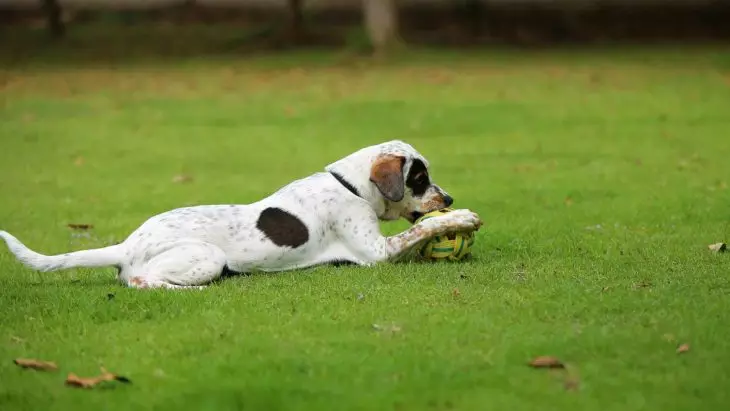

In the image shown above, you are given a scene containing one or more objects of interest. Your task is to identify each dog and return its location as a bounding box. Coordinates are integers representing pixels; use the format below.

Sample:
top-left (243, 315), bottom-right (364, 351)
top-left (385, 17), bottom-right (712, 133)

top-left (0, 140), bottom-right (482, 289)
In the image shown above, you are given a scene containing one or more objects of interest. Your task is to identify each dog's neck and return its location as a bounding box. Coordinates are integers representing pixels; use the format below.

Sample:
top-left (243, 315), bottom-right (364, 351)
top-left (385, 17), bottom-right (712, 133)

top-left (325, 150), bottom-right (387, 217)
top-left (329, 171), bottom-right (361, 198)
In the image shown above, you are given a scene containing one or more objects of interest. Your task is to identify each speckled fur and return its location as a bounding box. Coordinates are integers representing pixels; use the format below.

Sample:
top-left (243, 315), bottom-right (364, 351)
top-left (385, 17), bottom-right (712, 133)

top-left (0, 140), bottom-right (482, 289)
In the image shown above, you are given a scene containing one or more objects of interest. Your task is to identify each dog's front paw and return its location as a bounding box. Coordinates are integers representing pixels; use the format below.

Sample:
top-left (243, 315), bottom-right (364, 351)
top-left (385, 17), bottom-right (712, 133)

top-left (419, 209), bottom-right (482, 234)
top-left (446, 209), bottom-right (483, 232)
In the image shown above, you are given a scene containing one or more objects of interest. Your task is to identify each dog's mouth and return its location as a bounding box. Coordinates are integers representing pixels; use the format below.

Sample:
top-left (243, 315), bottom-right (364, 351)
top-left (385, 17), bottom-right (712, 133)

top-left (407, 211), bottom-right (424, 224)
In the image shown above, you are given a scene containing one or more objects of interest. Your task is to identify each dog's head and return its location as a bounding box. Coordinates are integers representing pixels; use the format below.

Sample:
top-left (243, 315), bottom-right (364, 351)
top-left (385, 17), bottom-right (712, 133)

top-left (326, 140), bottom-right (453, 222)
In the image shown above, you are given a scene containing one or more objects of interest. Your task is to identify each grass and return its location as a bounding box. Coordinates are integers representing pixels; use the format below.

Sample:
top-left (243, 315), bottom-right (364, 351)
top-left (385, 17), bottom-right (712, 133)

top-left (2, 26), bottom-right (730, 410)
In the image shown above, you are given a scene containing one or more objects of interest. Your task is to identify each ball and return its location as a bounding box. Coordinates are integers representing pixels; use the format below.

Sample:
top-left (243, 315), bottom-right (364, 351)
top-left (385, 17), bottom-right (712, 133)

top-left (414, 208), bottom-right (475, 261)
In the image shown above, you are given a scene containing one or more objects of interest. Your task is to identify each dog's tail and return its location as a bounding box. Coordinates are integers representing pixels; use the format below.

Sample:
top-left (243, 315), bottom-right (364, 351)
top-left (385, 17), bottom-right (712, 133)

top-left (0, 230), bottom-right (125, 272)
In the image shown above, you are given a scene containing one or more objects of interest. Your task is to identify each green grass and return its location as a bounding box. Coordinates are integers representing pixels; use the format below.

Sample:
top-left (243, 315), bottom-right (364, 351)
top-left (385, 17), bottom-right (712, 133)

top-left (2, 29), bottom-right (730, 410)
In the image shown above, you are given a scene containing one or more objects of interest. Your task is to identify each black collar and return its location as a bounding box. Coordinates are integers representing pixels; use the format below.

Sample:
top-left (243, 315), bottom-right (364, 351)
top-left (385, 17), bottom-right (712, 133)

top-left (330, 172), bottom-right (361, 198)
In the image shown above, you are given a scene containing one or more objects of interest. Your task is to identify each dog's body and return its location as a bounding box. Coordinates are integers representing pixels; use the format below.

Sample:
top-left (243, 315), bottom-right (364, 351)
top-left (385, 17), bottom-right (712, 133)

top-left (1, 141), bottom-right (482, 289)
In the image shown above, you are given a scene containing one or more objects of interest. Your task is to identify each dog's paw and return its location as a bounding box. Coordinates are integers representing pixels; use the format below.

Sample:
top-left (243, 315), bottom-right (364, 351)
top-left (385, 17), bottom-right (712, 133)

top-left (421, 209), bottom-right (482, 234)
top-left (447, 209), bottom-right (483, 232)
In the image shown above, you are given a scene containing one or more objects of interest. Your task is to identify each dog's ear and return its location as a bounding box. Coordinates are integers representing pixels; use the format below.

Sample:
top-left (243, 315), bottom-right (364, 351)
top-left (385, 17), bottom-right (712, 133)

top-left (370, 155), bottom-right (406, 202)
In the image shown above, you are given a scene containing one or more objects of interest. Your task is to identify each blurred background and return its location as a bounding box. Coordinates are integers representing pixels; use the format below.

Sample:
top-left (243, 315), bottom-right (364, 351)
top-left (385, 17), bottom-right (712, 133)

top-left (1, 0), bottom-right (729, 56)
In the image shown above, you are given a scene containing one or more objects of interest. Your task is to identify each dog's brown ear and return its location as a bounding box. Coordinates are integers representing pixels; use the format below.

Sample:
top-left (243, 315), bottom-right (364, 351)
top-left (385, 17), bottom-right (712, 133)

top-left (370, 155), bottom-right (405, 202)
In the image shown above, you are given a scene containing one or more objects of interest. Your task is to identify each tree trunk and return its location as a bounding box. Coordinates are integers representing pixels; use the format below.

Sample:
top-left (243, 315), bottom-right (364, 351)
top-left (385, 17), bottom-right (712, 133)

top-left (41, 0), bottom-right (64, 38)
top-left (363, 0), bottom-right (399, 54)
top-left (288, 0), bottom-right (305, 41)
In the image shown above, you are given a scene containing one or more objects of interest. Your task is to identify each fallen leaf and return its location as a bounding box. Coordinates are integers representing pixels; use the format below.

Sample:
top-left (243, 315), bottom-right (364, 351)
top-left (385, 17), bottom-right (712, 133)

top-left (677, 343), bottom-right (690, 354)
top-left (67, 223), bottom-right (94, 230)
top-left (528, 356), bottom-right (565, 369)
top-left (284, 106), bottom-right (297, 116)
top-left (513, 164), bottom-right (534, 173)
top-left (426, 71), bottom-right (452, 85)
top-left (452, 288), bottom-right (461, 298)
top-left (65, 367), bottom-right (131, 389)
top-left (634, 281), bottom-right (653, 289)
top-left (172, 174), bottom-right (194, 184)
top-left (14, 358), bottom-right (58, 371)
top-left (708, 242), bottom-right (727, 253)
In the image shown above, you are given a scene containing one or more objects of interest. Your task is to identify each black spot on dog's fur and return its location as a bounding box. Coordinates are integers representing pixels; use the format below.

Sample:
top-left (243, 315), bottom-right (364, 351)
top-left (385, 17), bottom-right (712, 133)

top-left (406, 159), bottom-right (430, 196)
top-left (256, 207), bottom-right (309, 248)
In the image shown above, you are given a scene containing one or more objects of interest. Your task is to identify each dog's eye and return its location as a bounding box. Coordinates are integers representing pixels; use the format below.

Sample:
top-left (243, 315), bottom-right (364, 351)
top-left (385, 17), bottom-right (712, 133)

top-left (415, 173), bottom-right (429, 184)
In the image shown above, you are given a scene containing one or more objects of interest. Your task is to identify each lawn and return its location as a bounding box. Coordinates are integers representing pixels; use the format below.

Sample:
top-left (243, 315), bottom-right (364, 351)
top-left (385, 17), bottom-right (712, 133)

top-left (1, 28), bottom-right (730, 411)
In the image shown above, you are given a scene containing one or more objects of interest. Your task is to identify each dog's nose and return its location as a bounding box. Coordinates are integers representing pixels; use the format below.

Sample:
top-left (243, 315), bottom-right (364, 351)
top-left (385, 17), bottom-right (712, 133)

top-left (443, 194), bottom-right (454, 207)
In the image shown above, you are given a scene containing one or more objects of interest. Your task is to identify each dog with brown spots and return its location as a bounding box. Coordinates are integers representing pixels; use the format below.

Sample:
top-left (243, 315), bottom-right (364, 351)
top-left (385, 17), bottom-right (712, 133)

top-left (0, 140), bottom-right (482, 289)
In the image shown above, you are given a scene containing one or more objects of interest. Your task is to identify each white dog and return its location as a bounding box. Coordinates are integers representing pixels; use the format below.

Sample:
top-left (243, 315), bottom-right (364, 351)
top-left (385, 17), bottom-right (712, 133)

top-left (0, 140), bottom-right (482, 289)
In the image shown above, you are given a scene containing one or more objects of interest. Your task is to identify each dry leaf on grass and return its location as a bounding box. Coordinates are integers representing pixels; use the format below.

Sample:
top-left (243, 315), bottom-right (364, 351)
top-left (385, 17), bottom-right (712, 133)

top-left (172, 174), bottom-right (194, 184)
top-left (452, 288), bottom-right (461, 298)
top-left (530, 357), bottom-right (580, 391)
top-left (284, 106), bottom-right (298, 117)
top-left (65, 367), bottom-right (131, 389)
top-left (528, 356), bottom-right (565, 369)
top-left (67, 223), bottom-right (94, 230)
top-left (708, 243), bottom-right (727, 253)
top-left (634, 281), bottom-right (653, 289)
top-left (676, 343), bottom-right (691, 354)
top-left (14, 358), bottom-right (58, 371)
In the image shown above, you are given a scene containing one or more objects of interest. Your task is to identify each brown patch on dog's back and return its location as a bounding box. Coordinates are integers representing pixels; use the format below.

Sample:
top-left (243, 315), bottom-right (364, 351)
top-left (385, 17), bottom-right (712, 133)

top-left (256, 207), bottom-right (309, 248)
top-left (370, 155), bottom-right (405, 202)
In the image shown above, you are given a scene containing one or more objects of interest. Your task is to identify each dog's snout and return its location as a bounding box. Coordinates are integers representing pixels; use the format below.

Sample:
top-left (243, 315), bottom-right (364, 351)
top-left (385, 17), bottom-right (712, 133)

top-left (443, 194), bottom-right (454, 207)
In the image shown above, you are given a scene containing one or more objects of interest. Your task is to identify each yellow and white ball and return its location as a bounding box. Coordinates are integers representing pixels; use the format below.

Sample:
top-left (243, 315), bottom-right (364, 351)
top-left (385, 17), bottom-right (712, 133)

top-left (415, 208), bottom-right (475, 261)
